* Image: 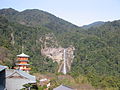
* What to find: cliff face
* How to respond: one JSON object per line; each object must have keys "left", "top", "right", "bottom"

{"left": 41, "top": 46, "right": 75, "bottom": 73}
{"left": 41, "top": 47, "right": 63, "bottom": 63}
{"left": 39, "top": 33, "right": 75, "bottom": 73}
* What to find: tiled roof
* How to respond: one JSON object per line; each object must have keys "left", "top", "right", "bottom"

{"left": 17, "top": 60, "right": 29, "bottom": 62}
{"left": 0, "top": 65, "right": 7, "bottom": 72}
{"left": 53, "top": 85, "right": 74, "bottom": 90}
{"left": 16, "top": 63, "right": 30, "bottom": 65}
{"left": 6, "top": 69, "right": 36, "bottom": 83}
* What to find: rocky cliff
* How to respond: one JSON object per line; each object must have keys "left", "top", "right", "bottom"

{"left": 41, "top": 46, "right": 75, "bottom": 73}
{"left": 40, "top": 33, "right": 75, "bottom": 73}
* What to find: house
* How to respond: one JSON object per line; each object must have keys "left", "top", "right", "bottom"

{"left": 6, "top": 69, "right": 36, "bottom": 90}
{"left": 0, "top": 65, "right": 7, "bottom": 90}
{"left": 53, "top": 85, "right": 75, "bottom": 90}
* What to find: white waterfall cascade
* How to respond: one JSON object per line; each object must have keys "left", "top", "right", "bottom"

{"left": 62, "top": 49, "right": 67, "bottom": 74}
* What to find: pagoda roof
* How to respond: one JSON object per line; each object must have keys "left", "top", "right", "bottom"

{"left": 17, "top": 53, "right": 29, "bottom": 57}
{"left": 16, "top": 60, "right": 29, "bottom": 62}
{"left": 16, "top": 63, "right": 30, "bottom": 66}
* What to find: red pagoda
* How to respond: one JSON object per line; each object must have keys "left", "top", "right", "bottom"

{"left": 14, "top": 53, "right": 31, "bottom": 73}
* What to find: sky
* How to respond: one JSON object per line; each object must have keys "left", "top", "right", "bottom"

{"left": 0, "top": 0, "right": 120, "bottom": 26}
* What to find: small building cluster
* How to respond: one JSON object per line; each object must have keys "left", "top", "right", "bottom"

{"left": 0, "top": 52, "right": 76, "bottom": 90}
{"left": 0, "top": 53, "right": 36, "bottom": 90}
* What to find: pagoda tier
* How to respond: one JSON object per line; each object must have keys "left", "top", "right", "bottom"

{"left": 16, "top": 63, "right": 30, "bottom": 65}
{"left": 14, "top": 53, "right": 31, "bottom": 73}
{"left": 17, "top": 53, "right": 29, "bottom": 57}
{"left": 22, "top": 68, "right": 31, "bottom": 71}
{"left": 17, "top": 57, "right": 29, "bottom": 60}
{"left": 14, "top": 66, "right": 31, "bottom": 71}
{"left": 16, "top": 60, "right": 29, "bottom": 62}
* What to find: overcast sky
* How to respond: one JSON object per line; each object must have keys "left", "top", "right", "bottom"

{"left": 0, "top": 0, "right": 120, "bottom": 26}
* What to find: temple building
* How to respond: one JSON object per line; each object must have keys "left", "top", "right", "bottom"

{"left": 6, "top": 69, "right": 36, "bottom": 90}
{"left": 14, "top": 53, "right": 31, "bottom": 73}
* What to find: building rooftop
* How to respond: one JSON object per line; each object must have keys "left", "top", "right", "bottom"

{"left": 0, "top": 65, "right": 7, "bottom": 72}
{"left": 40, "top": 78, "right": 48, "bottom": 82}
{"left": 6, "top": 69, "right": 36, "bottom": 83}
{"left": 17, "top": 60, "right": 29, "bottom": 62}
{"left": 16, "top": 63, "right": 30, "bottom": 65}
{"left": 53, "top": 85, "right": 74, "bottom": 90}
{"left": 17, "top": 53, "right": 30, "bottom": 57}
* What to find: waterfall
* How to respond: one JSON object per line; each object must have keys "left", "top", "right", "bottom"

{"left": 11, "top": 32, "right": 15, "bottom": 46}
{"left": 63, "top": 49, "right": 67, "bottom": 74}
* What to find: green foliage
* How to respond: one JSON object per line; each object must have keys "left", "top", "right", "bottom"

{"left": 86, "top": 72, "right": 120, "bottom": 89}
{"left": 38, "top": 85, "right": 47, "bottom": 90}
{"left": 69, "top": 20, "right": 120, "bottom": 89}
{"left": 50, "top": 76, "right": 76, "bottom": 89}
{"left": 0, "top": 16, "right": 57, "bottom": 73}
{"left": 1, "top": 8, "right": 120, "bottom": 89}
{"left": 21, "top": 83, "right": 38, "bottom": 90}
{"left": 0, "top": 8, "right": 79, "bottom": 33}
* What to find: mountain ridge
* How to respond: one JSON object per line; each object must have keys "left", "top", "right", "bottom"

{"left": 82, "top": 21, "right": 105, "bottom": 29}
{"left": 1, "top": 8, "right": 120, "bottom": 89}
{"left": 0, "top": 8, "right": 80, "bottom": 33}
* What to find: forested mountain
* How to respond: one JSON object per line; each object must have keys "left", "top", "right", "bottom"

{"left": 0, "top": 15, "right": 58, "bottom": 72}
{"left": 0, "top": 8, "right": 80, "bottom": 33}
{"left": 82, "top": 21, "right": 105, "bottom": 29}
{"left": 0, "top": 8, "right": 120, "bottom": 89}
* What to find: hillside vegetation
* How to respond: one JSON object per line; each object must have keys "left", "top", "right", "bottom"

{"left": 0, "top": 8, "right": 120, "bottom": 89}
{"left": 0, "top": 8, "right": 80, "bottom": 33}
